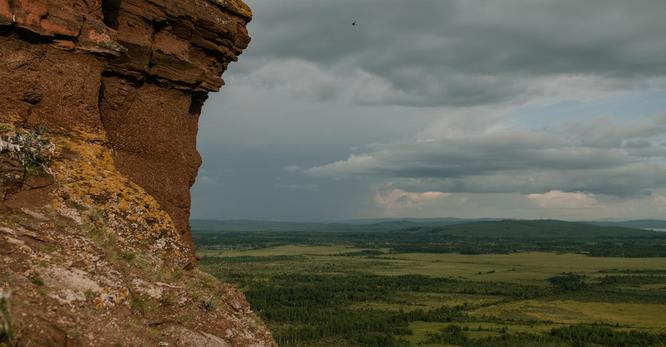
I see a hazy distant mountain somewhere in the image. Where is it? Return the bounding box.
[191,218,662,238]
[190,219,325,232]
[589,220,666,231]
[190,217,504,232]
[337,217,500,225]
[406,220,657,239]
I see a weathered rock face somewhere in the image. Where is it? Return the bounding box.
[0,0,276,345]
[0,0,251,247]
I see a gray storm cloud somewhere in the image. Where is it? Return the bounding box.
[192,0,666,220]
[306,116,666,197]
[245,0,666,106]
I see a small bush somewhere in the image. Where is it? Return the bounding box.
[159,292,177,307]
[0,291,13,345]
[29,275,44,287]
[121,251,136,262]
[200,297,216,312]
[549,272,587,292]
[0,125,56,175]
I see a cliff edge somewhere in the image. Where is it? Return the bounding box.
[0,0,275,345]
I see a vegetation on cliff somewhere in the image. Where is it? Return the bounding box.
[0,123,55,175]
[0,0,276,344]
[0,127,274,345]
[0,291,12,346]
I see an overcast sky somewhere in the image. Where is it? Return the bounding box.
[191,0,666,221]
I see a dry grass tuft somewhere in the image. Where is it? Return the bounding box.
[0,124,56,175]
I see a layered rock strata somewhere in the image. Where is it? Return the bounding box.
[1,0,252,247]
[0,0,275,345]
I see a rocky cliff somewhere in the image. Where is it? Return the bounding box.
[0,0,275,345]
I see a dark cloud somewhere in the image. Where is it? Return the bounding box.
[306,116,666,197]
[191,0,666,221]
[245,0,666,106]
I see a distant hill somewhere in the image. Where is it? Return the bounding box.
[191,219,428,233]
[338,217,499,225]
[590,219,666,231]
[191,218,658,240]
[190,219,326,232]
[406,220,658,239]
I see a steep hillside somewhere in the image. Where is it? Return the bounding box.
[0,0,274,345]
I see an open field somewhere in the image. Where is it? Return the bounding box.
[473,300,666,330]
[407,321,559,346]
[351,292,502,312]
[373,252,666,284]
[194,220,666,346]
[198,243,666,347]
[204,244,666,283]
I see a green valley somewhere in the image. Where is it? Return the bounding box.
[195,220,666,347]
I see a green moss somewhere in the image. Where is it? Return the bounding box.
[0,294,13,345]
[159,292,177,307]
[121,251,136,263]
[84,289,96,302]
[200,297,216,312]
[130,295,159,317]
[29,276,44,287]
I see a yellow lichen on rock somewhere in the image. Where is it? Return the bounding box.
[0,0,276,342]
[1,127,275,346]
[51,131,190,264]
[0,112,21,124]
[210,0,253,19]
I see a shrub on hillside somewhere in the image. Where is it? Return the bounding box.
[548,272,587,292]
[0,125,55,174]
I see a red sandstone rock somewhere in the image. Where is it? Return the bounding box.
[0,0,252,248]
[1,1,274,345]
